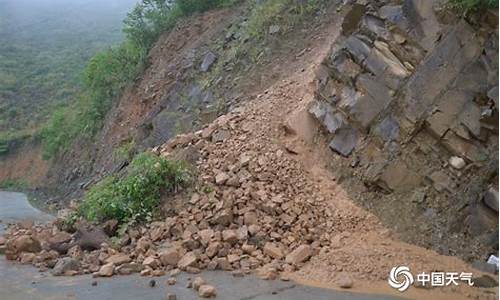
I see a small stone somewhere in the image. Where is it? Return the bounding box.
[222,229,238,244]
[167,277,177,285]
[98,263,115,277]
[231,270,244,277]
[215,172,230,185]
[269,25,280,35]
[140,268,152,276]
[149,279,156,287]
[105,254,131,266]
[263,243,284,259]
[186,266,201,274]
[483,187,499,213]
[280,274,290,281]
[143,256,160,269]
[198,284,217,298]
[257,266,278,280]
[193,277,207,291]
[91,281,98,286]
[285,245,312,265]
[166,293,177,300]
[170,268,181,276]
[152,270,166,276]
[201,51,217,72]
[243,211,258,225]
[52,257,80,276]
[449,156,466,169]
[337,273,353,288]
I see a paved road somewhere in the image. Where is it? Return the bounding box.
[0,191,405,300]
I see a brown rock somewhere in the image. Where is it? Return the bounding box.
[74,221,109,251]
[159,248,181,266]
[337,273,353,288]
[263,243,284,259]
[98,263,115,277]
[177,251,198,269]
[143,256,160,269]
[198,285,217,298]
[205,242,220,258]
[257,266,278,280]
[285,245,312,265]
[116,263,144,274]
[214,209,233,226]
[193,276,206,291]
[67,245,83,259]
[215,257,232,271]
[166,277,177,285]
[215,172,230,185]
[243,211,258,225]
[20,252,36,264]
[166,293,177,300]
[101,219,119,236]
[241,244,256,254]
[186,266,201,274]
[7,235,41,255]
[106,254,131,266]
[222,230,238,244]
[198,229,214,245]
[152,269,166,276]
[136,236,152,252]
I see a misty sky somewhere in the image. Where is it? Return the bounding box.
[0,0,139,39]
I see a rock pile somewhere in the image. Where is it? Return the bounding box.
[2,108,337,281]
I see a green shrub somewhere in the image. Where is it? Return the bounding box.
[113,138,136,162]
[0,179,28,191]
[247,0,322,39]
[78,152,190,223]
[449,0,498,13]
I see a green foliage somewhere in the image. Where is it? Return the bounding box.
[40,107,74,159]
[78,152,190,223]
[124,0,181,50]
[449,0,499,13]
[113,138,136,162]
[247,0,322,39]
[0,179,28,191]
[0,0,137,134]
[0,128,34,155]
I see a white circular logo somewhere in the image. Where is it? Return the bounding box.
[388,266,414,292]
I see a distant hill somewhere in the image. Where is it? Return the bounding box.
[0,0,138,133]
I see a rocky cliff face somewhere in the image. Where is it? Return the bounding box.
[310,0,498,262]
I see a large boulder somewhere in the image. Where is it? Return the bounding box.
[74,221,109,251]
[6,235,41,259]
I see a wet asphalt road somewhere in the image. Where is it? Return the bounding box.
[0,191,405,300]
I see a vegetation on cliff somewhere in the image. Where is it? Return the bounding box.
[78,152,190,224]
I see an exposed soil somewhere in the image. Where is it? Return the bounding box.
[0,142,48,187]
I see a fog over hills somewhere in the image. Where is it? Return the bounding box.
[0,0,138,132]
